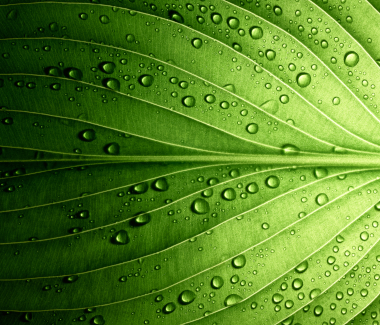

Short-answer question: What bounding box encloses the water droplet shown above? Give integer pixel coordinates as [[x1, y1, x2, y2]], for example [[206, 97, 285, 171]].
[[249, 26, 263, 39], [64, 275, 79, 283], [211, 13, 223, 24], [131, 183, 148, 194], [182, 96, 196, 107], [273, 5, 283, 15], [279, 95, 289, 104], [266, 49, 276, 61], [113, 230, 129, 245], [272, 293, 284, 303], [104, 142, 120, 155], [79, 129, 96, 142], [138, 74, 154, 87], [91, 315, 105, 325], [152, 178, 169, 191], [126, 34, 135, 43], [292, 278, 303, 290], [309, 288, 321, 299], [360, 289, 368, 297], [178, 290, 196, 305], [246, 123, 259, 134], [169, 10, 184, 24], [222, 188, 236, 201], [211, 276, 224, 289], [103, 78, 120, 91], [344, 51, 359, 67], [43, 285, 52, 291], [246, 182, 259, 194], [321, 40, 328, 49], [99, 62, 116, 74], [79, 13, 88, 20], [316, 193, 329, 206], [314, 305, 323, 317], [202, 189, 213, 198], [336, 234, 345, 243], [50, 83, 61, 90], [99, 15, 110, 24], [6, 9, 18, 20], [265, 176, 280, 188], [282, 144, 300, 155], [227, 17, 240, 29], [332, 97, 340, 105], [224, 294, 242, 306], [314, 167, 328, 179], [65, 68, 83, 80], [132, 213, 151, 226], [296, 73, 311, 88], [191, 38, 203, 49], [22, 312, 33, 322], [192, 198, 210, 215], [163, 302, 176, 314], [2, 117, 13, 125], [360, 231, 369, 241], [77, 210, 90, 219], [295, 260, 308, 273], [232, 255, 246, 268], [204, 94, 216, 103]]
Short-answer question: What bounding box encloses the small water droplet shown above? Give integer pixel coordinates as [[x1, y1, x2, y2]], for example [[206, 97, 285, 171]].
[[314, 305, 323, 317], [282, 144, 300, 155], [314, 167, 328, 179], [246, 182, 259, 194], [132, 213, 151, 226], [79, 129, 96, 142], [103, 78, 120, 91], [65, 67, 83, 80], [211, 13, 223, 24], [99, 15, 110, 24], [309, 288, 321, 299], [360, 231, 369, 241], [272, 293, 284, 303], [64, 275, 79, 283], [163, 302, 176, 314], [265, 49, 276, 61], [292, 278, 303, 290], [99, 62, 116, 74], [227, 17, 240, 29], [91, 315, 105, 325], [104, 142, 120, 155], [332, 97, 340, 105]]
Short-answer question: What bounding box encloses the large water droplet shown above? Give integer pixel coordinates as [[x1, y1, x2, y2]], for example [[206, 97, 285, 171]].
[[309, 288, 321, 299], [191, 38, 203, 49], [232, 255, 246, 268], [265, 176, 280, 188], [327, 256, 336, 265], [169, 10, 184, 23], [163, 302, 176, 314], [104, 142, 120, 155], [152, 178, 169, 191], [292, 278, 303, 290], [344, 51, 359, 67], [360, 231, 369, 241], [211, 276, 224, 289], [249, 26, 263, 39], [99, 15, 110, 24], [131, 182, 148, 194], [99, 62, 116, 74], [178, 290, 196, 305], [192, 198, 210, 215], [295, 260, 308, 273], [266, 49, 276, 61], [45, 66, 62, 77], [138, 74, 154, 87], [246, 123, 259, 134], [282, 144, 300, 155], [261, 99, 279, 114], [314, 167, 328, 179], [227, 17, 240, 29], [126, 34, 135, 43], [222, 188, 236, 201], [113, 230, 129, 245], [223, 294, 243, 309], [296, 73, 311, 88], [103, 78, 120, 91], [272, 293, 284, 303], [273, 5, 282, 16], [314, 305, 323, 317], [211, 13, 223, 24], [182, 96, 196, 107], [316, 193, 329, 206], [246, 182, 259, 194], [91, 315, 105, 325], [132, 212, 151, 226], [65, 67, 83, 80], [79, 129, 96, 142]]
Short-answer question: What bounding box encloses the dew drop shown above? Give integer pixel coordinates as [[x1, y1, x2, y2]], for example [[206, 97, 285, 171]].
[[332, 97, 340, 105], [360, 231, 369, 241], [309, 288, 321, 299], [132, 213, 151, 226], [272, 293, 284, 303], [103, 78, 120, 91], [169, 10, 184, 24], [295, 260, 308, 273], [79, 129, 96, 142], [266, 49, 276, 61], [227, 17, 240, 29], [152, 178, 169, 191], [273, 5, 282, 16], [91, 315, 105, 325], [178, 290, 196, 305], [99, 15, 110, 24], [246, 182, 259, 194], [104, 142, 120, 155], [265, 176, 280, 188], [99, 62, 116, 74], [314, 305, 323, 317], [182, 96, 196, 107], [211, 276, 224, 289], [296, 72, 311, 88], [292, 278, 303, 290], [22, 312, 33, 322], [191, 38, 203, 49], [221, 188, 236, 201], [282, 144, 300, 155], [314, 167, 328, 179], [126, 34, 135, 43], [316, 193, 329, 206], [279, 95, 289, 104], [192, 198, 210, 215], [64, 275, 79, 283], [138, 74, 154, 87], [2, 117, 13, 125], [250, 26, 263, 39], [163, 302, 176, 314], [224, 294, 242, 307], [232, 255, 246, 268], [65, 67, 83, 80], [246, 123, 259, 134], [344, 51, 359, 67], [113, 230, 129, 245], [204, 94, 216, 103], [131, 182, 148, 194]]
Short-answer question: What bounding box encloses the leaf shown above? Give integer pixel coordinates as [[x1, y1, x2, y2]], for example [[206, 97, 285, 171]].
[[1, 0, 380, 324]]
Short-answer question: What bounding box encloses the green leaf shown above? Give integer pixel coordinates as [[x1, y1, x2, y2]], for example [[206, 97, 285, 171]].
[[1, 0, 380, 324]]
